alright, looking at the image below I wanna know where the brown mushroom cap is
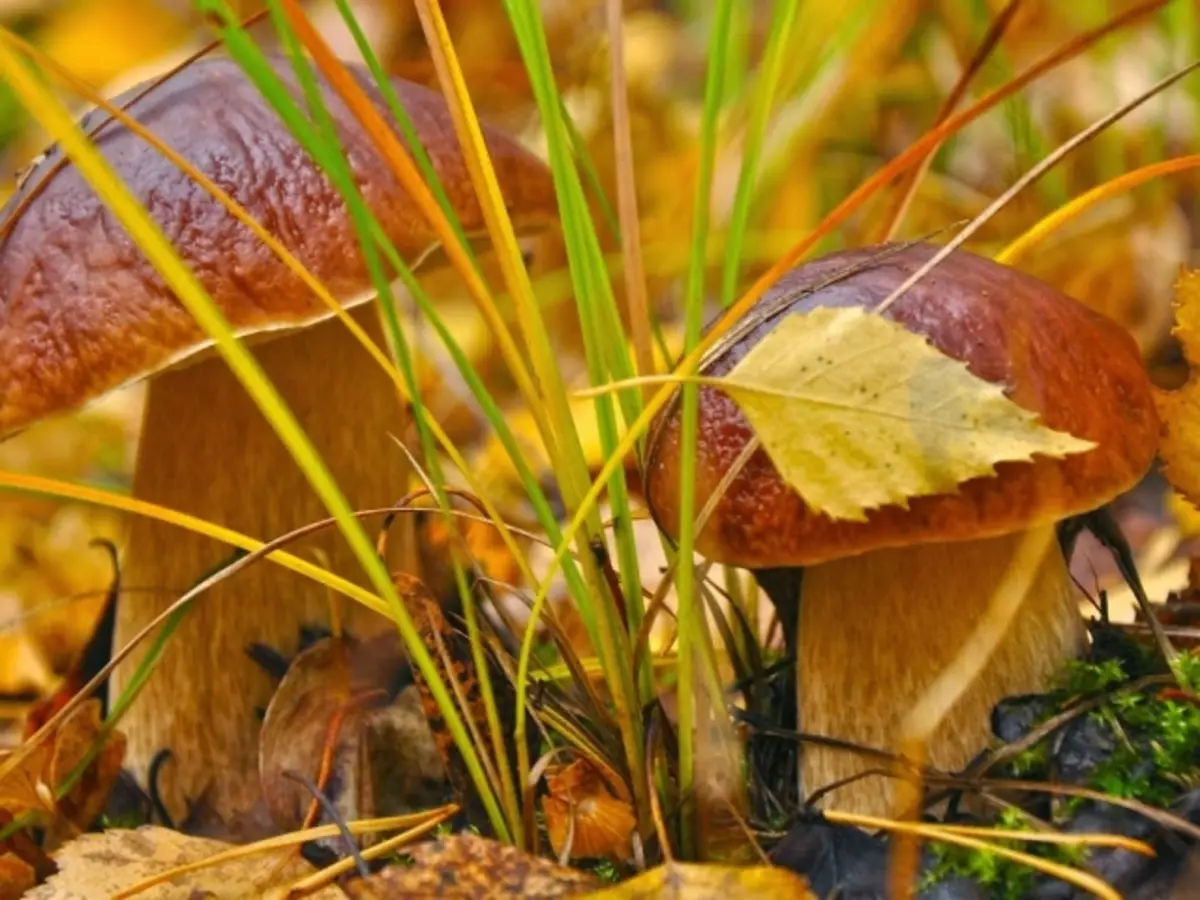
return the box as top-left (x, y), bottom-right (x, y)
top-left (644, 242), bottom-right (1159, 569)
top-left (0, 54), bottom-right (556, 438)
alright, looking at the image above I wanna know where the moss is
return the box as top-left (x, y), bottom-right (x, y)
top-left (921, 808), bottom-right (1086, 900)
top-left (922, 652), bottom-right (1200, 896)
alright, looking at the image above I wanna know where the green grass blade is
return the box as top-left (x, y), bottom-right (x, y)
top-left (675, 0), bottom-right (737, 858)
top-left (720, 0), bottom-right (799, 307)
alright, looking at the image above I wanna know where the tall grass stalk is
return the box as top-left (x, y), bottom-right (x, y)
top-left (674, 0), bottom-right (737, 857)
top-left (720, 0), bottom-right (799, 308)
top-left (501, 0), bottom-right (652, 835)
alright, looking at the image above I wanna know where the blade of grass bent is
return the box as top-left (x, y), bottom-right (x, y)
top-left (0, 40), bottom-right (506, 841)
top-left (998, 154), bottom-right (1200, 264)
top-left (0, 472), bottom-right (388, 614)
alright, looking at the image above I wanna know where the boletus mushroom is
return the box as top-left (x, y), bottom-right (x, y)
top-left (643, 242), bottom-right (1159, 815)
top-left (0, 55), bottom-right (555, 822)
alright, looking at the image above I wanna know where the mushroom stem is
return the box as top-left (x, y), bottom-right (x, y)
top-left (797, 529), bottom-right (1085, 816)
top-left (113, 303), bottom-right (412, 825)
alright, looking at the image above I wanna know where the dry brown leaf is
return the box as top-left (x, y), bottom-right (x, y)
top-left (0, 853), bottom-right (35, 900)
top-left (0, 737), bottom-right (52, 817)
top-left (1157, 269), bottom-right (1200, 508)
top-left (258, 633), bottom-right (445, 849)
top-left (543, 759), bottom-right (636, 863)
top-left (0, 698), bottom-right (123, 841)
top-left (346, 833), bottom-right (600, 899)
top-left (583, 862), bottom-right (815, 899)
top-left (24, 826), bottom-right (345, 900)
top-left (44, 700), bottom-right (125, 849)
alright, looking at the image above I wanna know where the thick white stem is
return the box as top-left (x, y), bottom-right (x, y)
top-left (113, 305), bottom-right (413, 825)
top-left (798, 530), bottom-right (1085, 815)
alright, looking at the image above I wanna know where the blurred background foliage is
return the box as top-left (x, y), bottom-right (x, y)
top-left (1, 0), bottom-right (1198, 738)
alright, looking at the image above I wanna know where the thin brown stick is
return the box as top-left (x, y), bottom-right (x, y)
top-left (606, 0), bottom-right (656, 401)
top-left (876, 0), bottom-right (1023, 241)
top-left (873, 57), bottom-right (1200, 317)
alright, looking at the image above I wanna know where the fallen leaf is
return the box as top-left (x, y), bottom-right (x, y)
top-left (583, 862), bottom-right (814, 899)
top-left (1157, 269), bottom-right (1200, 507)
top-left (0, 853), bottom-right (35, 899)
top-left (0, 698), bottom-right (123, 843)
top-left (258, 633), bottom-right (445, 851)
top-left (542, 759), bottom-right (636, 863)
top-left (24, 826), bottom-right (345, 900)
top-left (720, 308), bottom-right (1094, 521)
top-left (345, 833), bottom-right (600, 898)
top-left (44, 701), bottom-right (125, 849)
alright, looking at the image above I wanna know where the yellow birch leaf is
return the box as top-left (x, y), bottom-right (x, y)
top-left (584, 861), bottom-right (815, 899)
top-left (719, 307), bottom-right (1095, 522)
top-left (1156, 268), bottom-right (1200, 506)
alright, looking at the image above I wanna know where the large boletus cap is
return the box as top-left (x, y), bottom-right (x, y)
top-left (644, 242), bottom-right (1160, 569)
top-left (0, 53), bottom-right (556, 437)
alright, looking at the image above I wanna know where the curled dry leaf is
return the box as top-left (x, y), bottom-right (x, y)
top-left (345, 833), bottom-right (600, 899)
top-left (720, 308), bottom-right (1094, 521)
top-left (258, 633), bottom-right (446, 851)
top-left (1157, 269), bottom-right (1200, 507)
top-left (23, 826), bottom-right (345, 900)
top-left (583, 862), bottom-right (815, 899)
top-left (542, 759), bottom-right (636, 863)
top-left (1, 698), bottom-right (124, 846)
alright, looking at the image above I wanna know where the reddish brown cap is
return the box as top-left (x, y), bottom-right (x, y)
top-left (0, 54), bottom-right (556, 438)
top-left (643, 242), bottom-right (1159, 569)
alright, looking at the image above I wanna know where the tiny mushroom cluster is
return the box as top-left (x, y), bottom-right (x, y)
top-left (0, 54), bottom-right (556, 823)
top-left (643, 242), bottom-right (1160, 815)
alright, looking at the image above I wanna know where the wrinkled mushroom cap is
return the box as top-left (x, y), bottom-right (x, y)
top-left (643, 242), bottom-right (1160, 569)
top-left (0, 54), bottom-right (557, 438)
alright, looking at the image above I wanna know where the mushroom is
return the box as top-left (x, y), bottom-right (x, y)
top-left (643, 242), bottom-right (1159, 815)
top-left (0, 54), bottom-right (555, 822)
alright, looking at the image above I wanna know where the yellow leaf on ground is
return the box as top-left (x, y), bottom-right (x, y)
top-left (719, 308), bottom-right (1095, 521)
top-left (584, 862), bottom-right (814, 899)
top-left (1157, 269), bottom-right (1200, 507)
top-left (25, 826), bottom-right (345, 900)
